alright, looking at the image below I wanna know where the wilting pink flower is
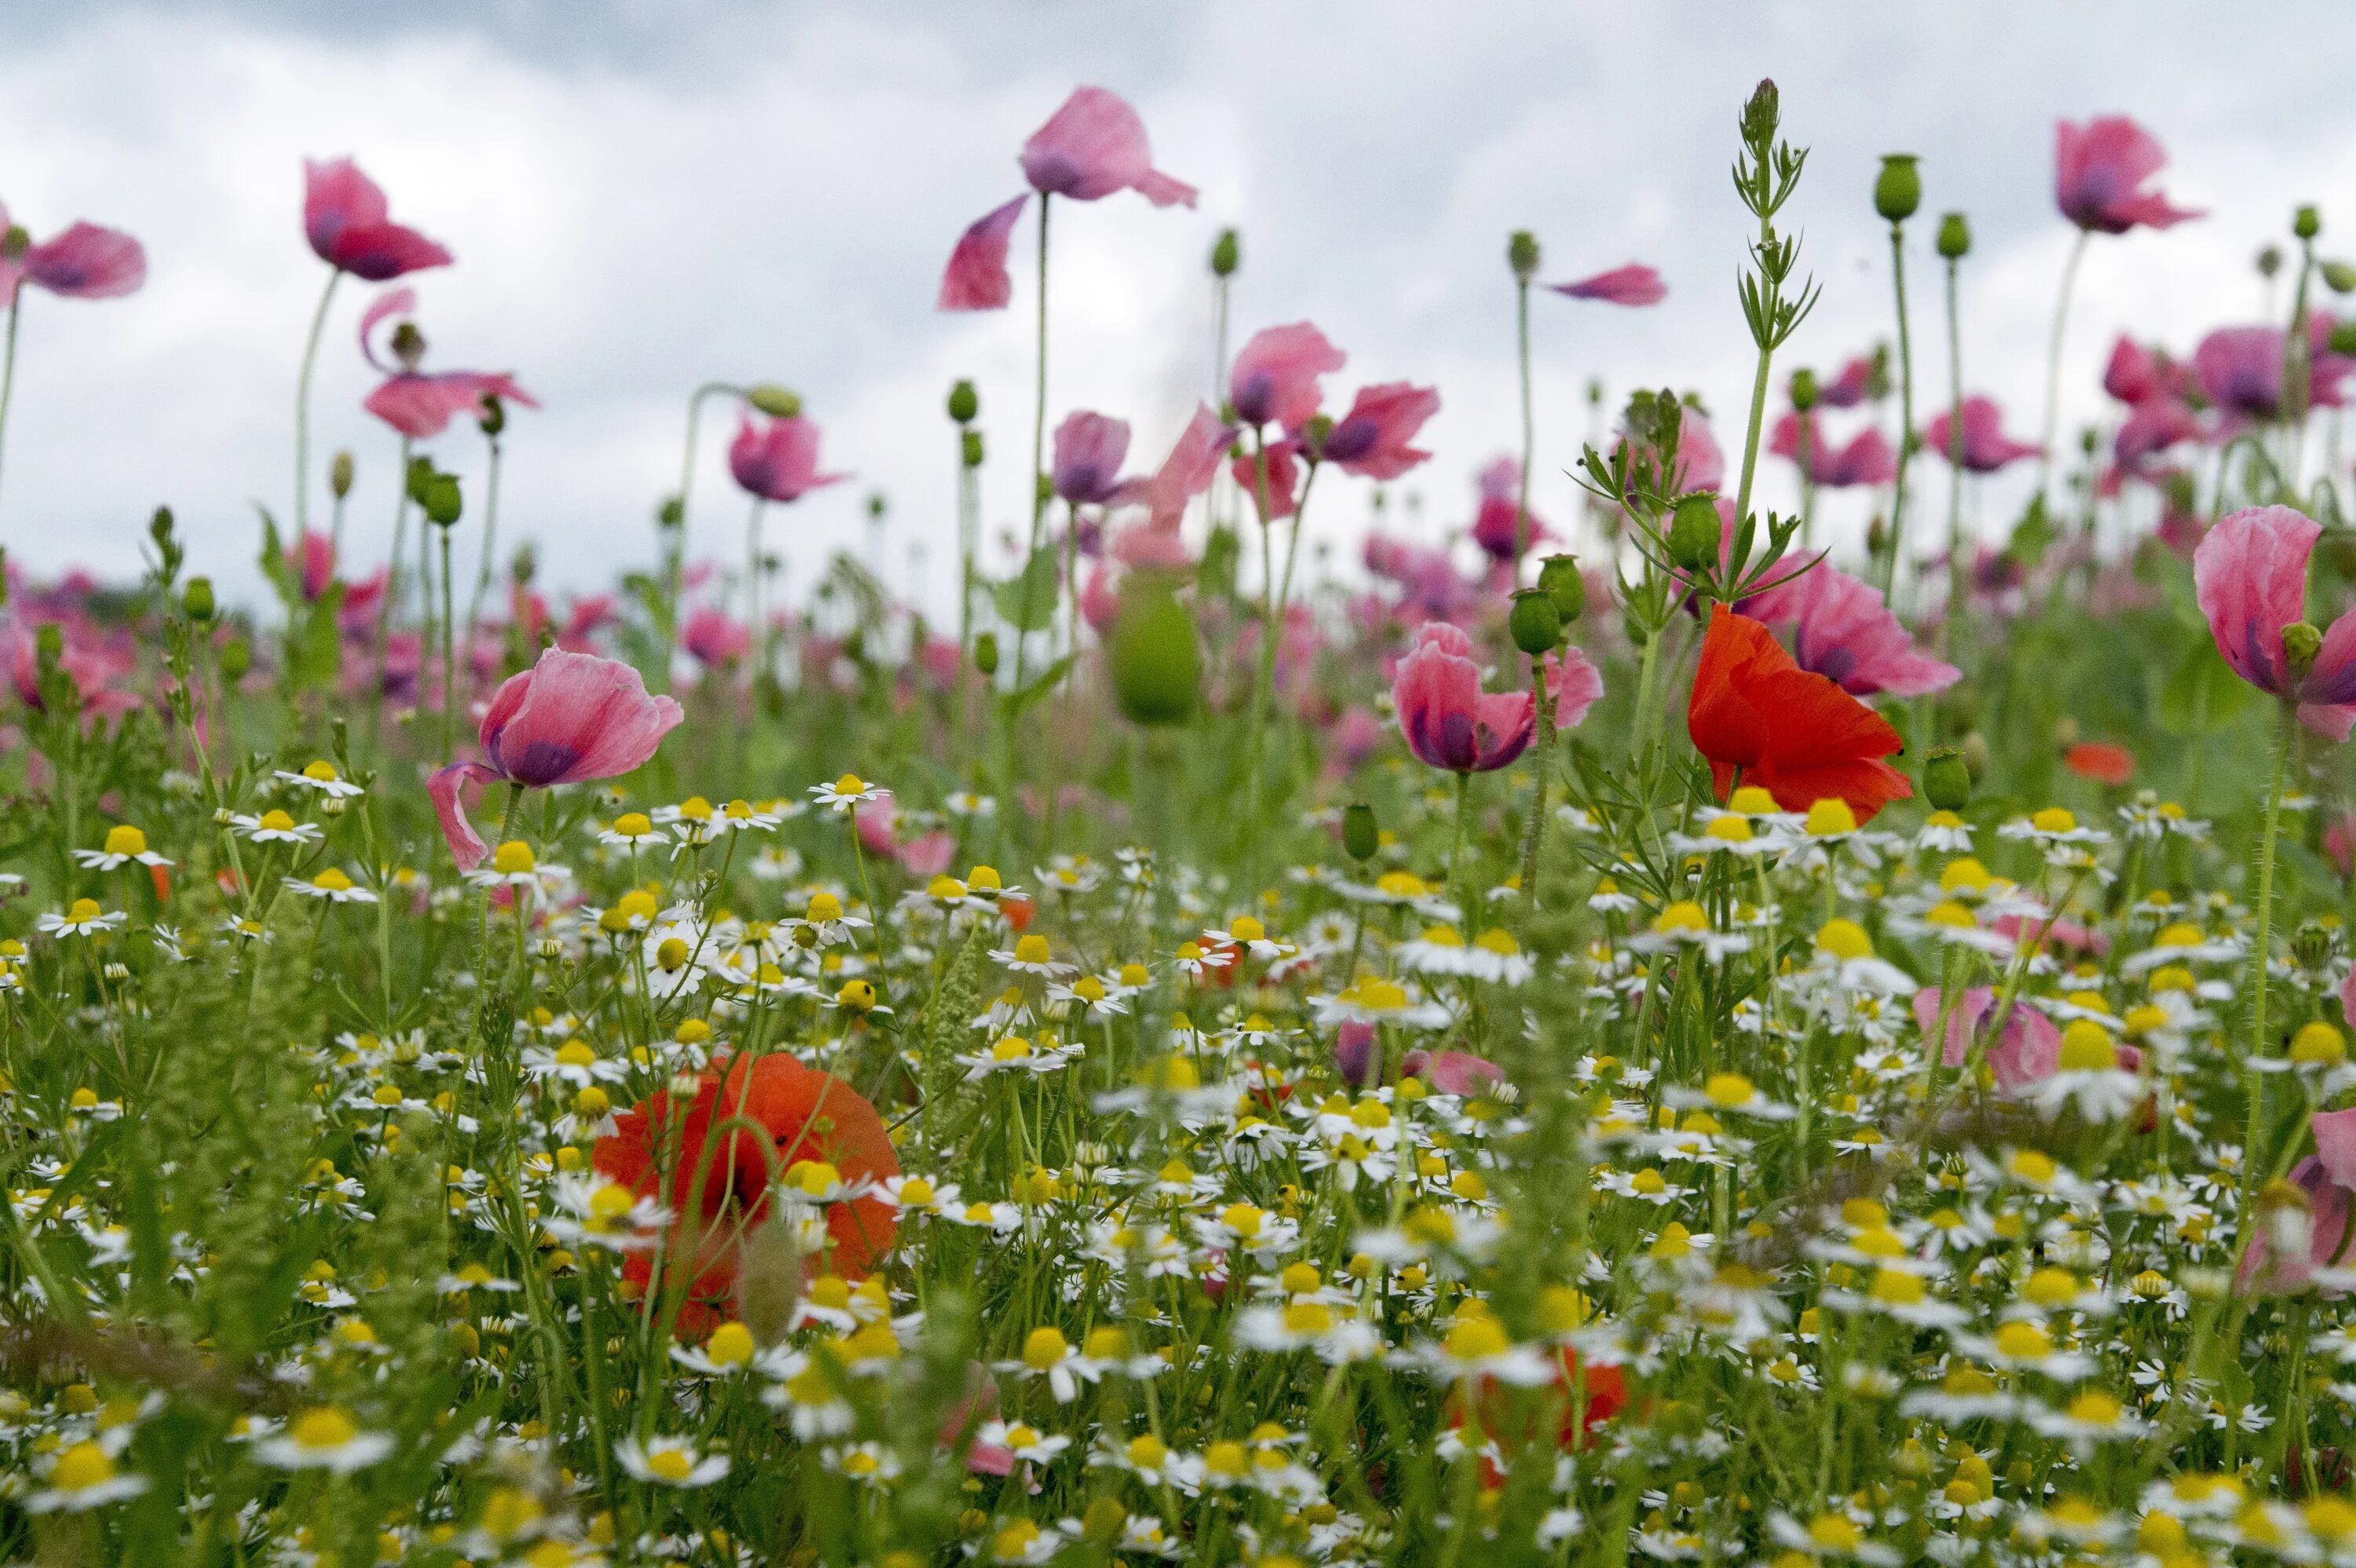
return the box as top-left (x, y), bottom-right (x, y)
top-left (2194, 505), bottom-right (2356, 737)
top-left (287, 531), bottom-right (338, 602)
top-left (1815, 356), bottom-right (1875, 409)
top-left (2054, 117), bottom-right (2202, 234)
top-left (935, 87), bottom-right (1194, 313)
top-left (6, 210), bottom-right (145, 300)
top-left (2242, 1104), bottom-right (2356, 1294)
top-left (427, 649), bottom-right (684, 869)
top-left (1922, 397), bottom-right (2041, 473)
top-left (1144, 404), bottom-right (1234, 533)
top-left (1322, 382), bottom-right (1439, 479)
top-left (1546, 263), bottom-right (1665, 306)
top-left (1392, 622), bottom-right (1600, 773)
top-left (1913, 988), bottom-right (2063, 1095)
top-left (303, 158), bottom-right (452, 281)
top-left (358, 288), bottom-right (536, 440)
top-left (1737, 561), bottom-right (1958, 698)
top-left (1471, 457), bottom-right (1545, 562)
top-left (682, 605), bottom-right (752, 667)
top-left (1769, 413), bottom-right (1896, 488)
top-left (1051, 411), bottom-right (1139, 505)
top-left (1231, 323), bottom-right (1344, 431)
top-left (730, 413), bottom-right (848, 504)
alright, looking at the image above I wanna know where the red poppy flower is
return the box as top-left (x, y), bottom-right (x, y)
top-left (2063, 741), bottom-right (2135, 787)
top-left (1451, 1347), bottom-right (1627, 1484)
top-left (1686, 605), bottom-right (1912, 821)
top-left (595, 1053), bottom-right (899, 1330)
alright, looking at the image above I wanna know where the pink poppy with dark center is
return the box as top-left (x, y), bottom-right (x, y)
top-left (304, 159), bottom-right (453, 281)
top-left (2053, 117), bottom-right (2202, 234)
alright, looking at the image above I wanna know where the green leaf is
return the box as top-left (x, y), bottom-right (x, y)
top-left (1000, 655), bottom-right (1074, 722)
top-left (2157, 637), bottom-right (2253, 736)
top-left (991, 548), bottom-right (1062, 632)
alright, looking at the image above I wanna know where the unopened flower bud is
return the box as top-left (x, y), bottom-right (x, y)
top-left (1107, 576), bottom-right (1201, 727)
top-left (1507, 229), bottom-right (1540, 282)
top-left (424, 474), bottom-right (463, 528)
top-left (1740, 79), bottom-right (1780, 146)
top-left (1301, 412), bottom-right (1334, 459)
top-left (1789, 368), bottom-right (1820, 411)
top-left (1, 225), bottom-right (26, 260)
top-left (1666, 494), bottom-right (1723, 574)
top-left (2324, 261), bottom-right (2356, 296)
top-left (221, 638), bottom-right (253, 682)
top-left (974, 631), bottom-right (999, 676)
top-left (1866, 514), bottom-right (1890, 558)
top-left (182, 577), bottom-right (215, 623)
top-left (1508, 589), bottom-right (1563, 656)
top-left (947, 378), bottom-right (979, 424)
top-left (745, 383), bottom-right (802, 418)
top-left (2331, 321), bottom-right (2356, 358)
top-left (1921, 746), bottom-right (1971, 813)
top-left (477, 394), bottom-right (506, 438)
top-left (1936, 212), bottom-right (1971, 260)
top-left (1342, 802), bottom-right (1379, 863)
top-left (734, 1217), bottom-right (802, 1347)
top-left (2295, 205), bottom-right (2322, 242)
top-left (1960, 729), bottom-right (1988, 782)
top-left (2284, 620), bottom-right (2324, 679)
top-left (1538, 554), bottom-right (1585, 623)
top-left (1874, 155), bottom-right (1922, 223)
top-left (406, 456), bottom-right (436, 505)
top-left (1209, 228), bottom-right (1240, 278)
top-left (2294, 920), bottom-right (2335, 974)
top-left (2259, 244), bottom-right (2284, 280)
top-left (961, 429), bottom-right (985, 469)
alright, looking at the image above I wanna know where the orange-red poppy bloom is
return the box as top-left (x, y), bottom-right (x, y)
top-left (2063, 741), bottom-right (2135, 786)
top-left (595, 1052), bottom-right (899, 1330)
top-left (1451, 1347), bottom-right (1628, 1484)
top-left (1686, 605), bottom-right (1912, 821)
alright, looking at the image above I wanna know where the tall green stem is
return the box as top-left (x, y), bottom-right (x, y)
top-left (664, 382), bottom-right (734, 691)
top-left (1449, 771), bottom-right (1474, 904)
top-left (1517, 660), bottom-right (1554, 906)
top-left (438, 524), bottom-right (456, 762)
top-left (1942, 251), bottom-right (1968, 645)
top-left (1879, 221), bottom-right (1915, 600)
top-left (2035, 229), bottom-right (2090, 504)
top-left (2232, 700), bottom-right (2298, 1275)
top-left (744, 495), bottom-right (767, 671)
top-left (293, 270), bottom-right (342, 535)
top-left (0, 297), bottom-right (21, 510)
top-left (1011, 194), bottom-right (1052, 702)
top-left (464, 432), bottom-right (503, 662)
top-left (1513, 275), bottom-right (1535, 578)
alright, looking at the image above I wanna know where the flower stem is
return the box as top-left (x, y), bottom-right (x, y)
top-left (438, 524), bottom-right (456, 763)
top-left (1012, 194), bottom-right (1052, 700)
top-left (2232, 698), bottom-right (2298, 1278)
top-left (1942, 250), bottom-right (1968, 647)
top-left (1518, 660), bottom-right (1553, 908)
top-left (1513, 275), bottom-right (1535, 579)
top-left (292, 269), bottom-right (342, 535)
top-left (2035, 228), bottom-right (2090, 506)
top-left (1879, 220), bottom-right (1915, 601)
top-left (464, 430), bottom-right (503, 663)
top-left (0, 295), bottom-right (21, 511)
top-left (1449, 771), bottom-right (1474, 906)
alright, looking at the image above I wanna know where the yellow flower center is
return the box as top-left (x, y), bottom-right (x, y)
top-left (704, 1322), bottom-right (755, 1368)
top-left (2056, 1020), bottom-right (2117, 1072)
top-left (258, 810), bottom-right (297, 832)
top-left (647, 1448), bottom-right (693, 1482)
top-left (2031, 806), bottom-right (2077, 834)
top-left (104, 824), bottom-right (148, 856)
top-left (1805, 799), bottom-right (1858, 836)
top-left (51, 1442), bottom-right (115, 1489)
top-left (491, 841), bottom-right (536, 875)
top-left (291, 1408), bottom-right (359, 1449)
top-left (1816, 919), bottom-right (1871, 961)
top-left (1014, 934), bottom-right (1050, 964)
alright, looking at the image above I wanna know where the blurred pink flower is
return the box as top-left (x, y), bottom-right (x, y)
top-left (2111, 399), bottom-right (2203, 476)
top-left (4, 207), bottom-right (145, 299)
top-left (2054, 116), bottom-right (2202, 234)
top-left (1322, 382), bottom-right (1439, 480)
top-left (304, 158), bottom-right (453, 280)
top-left (1230, 322), bottom-right (1344, 430)
top-left (2102, 336), bottom-right (2186, 404)
top-left (1392, 623), bottom-right (1600, 773)
top-left (1816, 356), bottom-right (1875, 409)
top-left (937, 196), bottom-right (1027, 312)
top-left (1471, 456), bottom-right (1545, 562)
top-left (682, 605), bottom-right (752, 667)
top-left (287, 530), bottom-right (338, 602)
top-left (1323, 705), bottom-right (1384, 780)
top-left (1922, 397), bottom-right (2041, 473)
top-left (2193, 504), bottom-right (2356, 738)
top-left (729, 413), bottom-right (848, 503)
top-left (2193, 319), bottom-right (2354, 422)
top-left (1769, 413), bottom-right (1896, 488)
top-left (1546, 263), bottom-right (1665, 306)
top-left (1615, 406), bottom-right (1724, 496)
top-left (2241, 1104), bottom-right (2356, 1295)
top-left (1912, 988), bottom-right (2094, 1096)
top-left (358, 287), bottom-right (536, 440)
top-left (427, 649), bottom-right (683, 868)
top-left (1738, 561), bottom-right (1958, 698)
top-left (1399, 1049), bottom-right (1505, 1095)
top-left (1051, 411), bottom-right (1140, 506)
top-left (1144, 403), bottom-right (1235, 534)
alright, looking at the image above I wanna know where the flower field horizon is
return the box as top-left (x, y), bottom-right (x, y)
top-left (8, 61), bottom-right (2356, 1568)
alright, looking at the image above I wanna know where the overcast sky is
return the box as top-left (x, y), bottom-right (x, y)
top-left (2, 1), bottom-right (2351, 612)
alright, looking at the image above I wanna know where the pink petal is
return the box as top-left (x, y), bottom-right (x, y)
top-left (1020, 86), bottom-right (1154, 201)
top-left (1229, 322), bottom-right (1344, 431)
top-left (305, 157), bottom-right (389, 260)
top-left (428, 761), bottom-right (500, 871)
top-left (24, 223), bottom-right (145, 298)
top-left (2193, 505), bottom-right (2316, 696)
top-left (938, 195), bottom-right (1026, 313)
top-left (1146, 404), bottom-right (1235, 532)
top-left (484, 649), bottom-right (684, 787)
top-left (1547, 263), bottom-right (1666, 306)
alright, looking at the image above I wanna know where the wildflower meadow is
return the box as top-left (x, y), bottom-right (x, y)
top-left (9, 67), bottom-right (2356, 1568)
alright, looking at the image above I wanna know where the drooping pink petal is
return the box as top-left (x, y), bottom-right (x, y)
top-left (1229, 323), bottom-right (1344, 431)
top-left (428, 760), bottom-right (502, 870)
top-left (1922, 397), bottom-right (2040, 473)
top-left (1546, 646), bottom-right (1604, 729)
top-left (1145, 404), bottom-right (1235, 532)
top-left (304, 157), bottom-right (452, 281)
top-left (23, 223), bottom-right (145, 298)
top-left (1322, 382), bottom-right (1440, 480)
top-left (357, 286), bottom-right (416, 373)
top-left (1740, 562), bottom-right (1957, 698)
top-left (2193, 504), bottom-right (2317, 699)
top-left (365, 371), bottom-right (535, 440)
top-left (729, 415), bottom-right (848, 503)
top-left (1547, 263), bottom-right (1666, 306)
top-left (937, 194), bottom-right (1026, 313)
top-left (1019, 86), bottom-right (1195, 207)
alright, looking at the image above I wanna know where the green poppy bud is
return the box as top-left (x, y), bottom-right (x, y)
top-left (405, 456), bottom-right (436, 506)
top-left (1538, 554), bottom-right (1585, 623)
top-left (2259, 245), bottom-right (2284, 280)
top-left (1921, 746), bottom-right (1971, 813)
top-left (477, 393), bottom-right (506, 438)
top-left (1666, 494), bottom-right (1723, 574)
top-left (182, 576), bottom-right (215, 623)
top-left (424, 473), bottom-right (463, 528)
top-left (947, 378), bottom-right (979, 424)
top-left (1874, 155), bottom-right (1922, 223)
top-left (220, 637), bottom-right (252, 682)
top-left (2284, 620), bottom-right (2325, 679)
top-left (1936, 212), bottom-right (1971, 260)
top-left (1960, 730), bottom-right (1988, 782)
top-left (1107, 575), bottom-right (1202, 727)
top-left (1508, 588), bottom-right (1563, 656)
top-left (2332, 321), bottom-right (2356, 356)
top-left (2324, 261), bottom-right (2356, 296)
top-left (1788, 368), bottom-right (1820, 411)
top-left (2295, 205), bottom-right (2321, 242)
top-left (1342, 802), bottom-right (1379, 863)
top-left (1507, 229), bottom-right (1540, 282)
top-left (974, 631), bottom-right (999, 676)
top-left (745, 382), bottom-right (802, 418)
top-left (961, 429), bottom-right (985, 469)
top-left (330, 451), bottom-right (355, 499)
top-left (1, 225), bottom-right (26, 261)
top-left (1210, 228), bottom-right (1240, 278)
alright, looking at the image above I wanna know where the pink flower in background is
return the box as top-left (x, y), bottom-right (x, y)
top-left (1364, 535), bottom-right (1477, 623)
top-left (1231, 439), bottom-right (1304, 521)
top-left (1322, 382), bottom-right (1439, 479)
top-left (936, 87), bottom-right (1194, 313)
top-left (1392, 623), bottom-right (1600, 773)
top-left (1323, 705), bottom-right (1384, 780)
top-left (2054, 116), bottom-right (2203, 234)
top-left (2193, 504), bottom-right (2356, 738)
top-left (358, 288), bottom-right (536, 440)
top-left (1051, 411), bottom-right (1140, 506)
top-left (2111, 399), bottom-right (2203, 476)
top-left (1912, 988), bottom-right (2065, 1095)
top-left (1738, 561), bottom-right (1958, 698)
top-left (1546, 263), bottom-right (1665, 306)
top-left (304, 158), bottom-right (453, 280)
top-left (1231, 323), bottom-right (1344, 430)
top-left (1769, 413), bottom-right (1896, 488)
top-left (1471, 457), bottom-right (1545, 561)
top-left (4, 208), bottom-right (146, 300)
top-left (1815, 356), bottom-right (1875, 409)
top-left (682, 605), bottom-right (752, 667)
top-left (2193, 320), bottom-right (2354, 422)
top-left (427, 649), bottom-right (683, 868)
top-left (729, 413), bottom-right (848, 503)
top-left (2102, 337), bottom-right (2186, 405)
top-left (2242, 1104), bottom-right (2356, 1294)
top-left (1143, 404), bottom-right (1234, 533)
top-left (1399, 1049), bottom-right (1506, 1096)
top-left (1922, 397), bottom-right (2041, 473)
top-left (287, 530), bottom-right (338, 602)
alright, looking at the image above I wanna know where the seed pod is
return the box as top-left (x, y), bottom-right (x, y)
top-left (1874, 155), bottom-right (1922, 223)
top-left (745, 382), bottom-right (802, 418)
top-left (1921, 746), bottom-right (1971, 812)
top-left (1507, 229), bottom-right (1540, 282)
top-left (1666, 494), bottom-right (1723, 574)
top-left (1107, 574), bottom-right (1202, 727)
top-left (1508, 588), bottom-right (1562, 656)
top-left (1936, 212), bottom-right (1971, 260)
top-left (182, 577), bottom-right (215, 623)
top-left (974, 631), bottom-right (999, 676)
top-left (330, 451), bottom-right (355, 499)
top-left (1209, 228), bottom-right (1240, 278)
top-left (1538, 554), bottom-right (1585, 623)
top-left (947, 378), bottom-right (979, 424)
top-left (1342, 802), bottom-right (1379, 863)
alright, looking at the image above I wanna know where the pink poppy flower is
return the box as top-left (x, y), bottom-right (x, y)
top-left (2102, 337), bottom-right (2185, 405)
top-left (1471, 456), bottom-right (1546, 562)
top-left (1364, 535), bottom-right (1478, 623)
top-left (1986, 912), bottom-right (2109, 957)
top-left (2241, 1105), bottom-right (2356, 1295)
top-left (287, 530), bottom-right (338, 602)
top-left (303, 158), bottom-right (453, 281)
top-left (1546, 263), bottom-right (1665, 306)
top-left (1922, 397), bottom-right (2041, 473)
top-left (1322, 382), bottom-right (1439, 480)
top-left (2111, 398), bottom-right (2203, 476)
top-left (1736, 561), bottom-right (1958, 698)
top-left (1230, 323), bottom-right (1344, 431)
top-left (2194, 320), bottom-right (2355, 422)
top-left (2193, 504), bottom-right (2356, 737)
top-left (1231, 438), bottom-right (1305, 521)
top-left (1912, 988), bottom-right (2062, 1095)
top-left (1816, 356), bottom-right (1874, 409)
top-left (427, 649), bottom-right (684, 869)
top-left (14, 218), bottom-right (145, 299)
top-left (935, 87), bottom-right (1194, 313)
top-left (358, 288), bottom-right (536, 440)
top-left (1051, 411), bottom-right (1140, 506)
top-left (682, 605), bottom-right (752, 667)
top-left (1323, 705), bottom-right (1384, 780)
top-left (2053, 117), bottom-right (2203, 234)
top-left (729, 413), bottom-right (848, 504)
top-left (1399, 1049), bottom-right (1505, 1096)
top-left (1768, 412), bottom-right (1897, 488)
top-left (1392, 621), bottom-right (1600, 773)
top-left (1143, 403), bottom-right (1235, 532)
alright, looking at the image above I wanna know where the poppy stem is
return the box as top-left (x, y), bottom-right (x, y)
top-left (1513, 274), bottom-right (1534, 579)
top-left (1943, 249), bottom-right (1968, 649)
top-left (464, 429), bottom-right (503, 666)
top-left (663, 382), bottom-right (735, 693)
top-left (0, 296), bottom-right (20, 511)
top-left (1449, 771), bottom-right (1473, 907)
top-left (439, 524), bottom-right (456, 764)
top-left (2035, 228), bottom-right (2090, 505)
top-left (1878, 219), bottom-right (1915, 602)
top-left (370, 435), bottom-right (411, 755)
top-left (292, 269), bottom-right (341, 536)
top-left (2231, 697), bottom-right (2298, 1277)
top-left (1518, 660), bottom-right (1553, 908)
top-left (1012, 194), bottom-right (1052, 703)
top-left (744, 495), bottom-right (766, 671)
